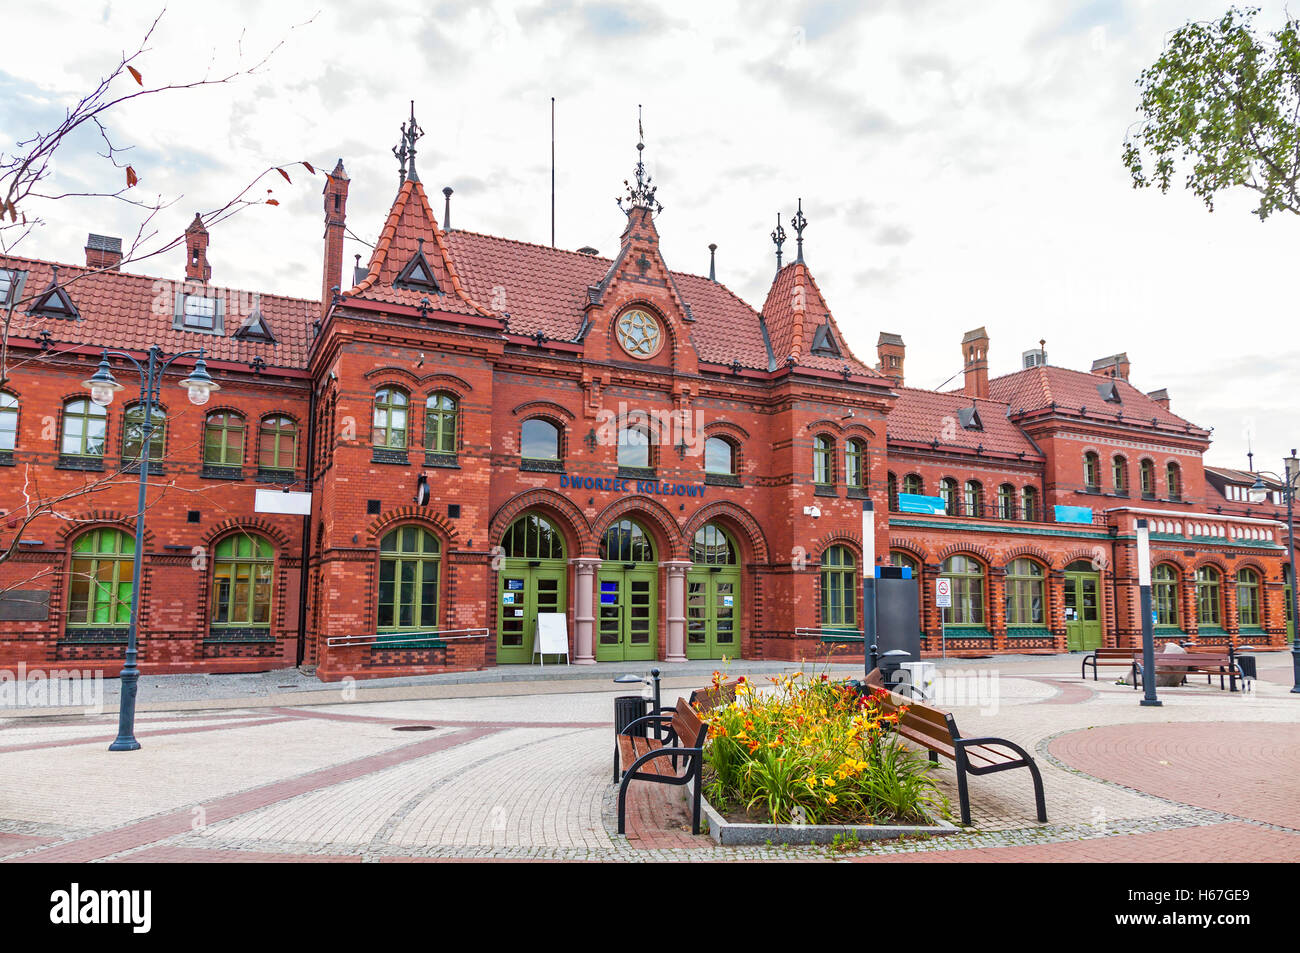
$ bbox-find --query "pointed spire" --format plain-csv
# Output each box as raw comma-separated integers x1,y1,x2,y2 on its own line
791,197,808,263
393,101,424,185
616,105,663,215
771,212,786,271
708,243,717,281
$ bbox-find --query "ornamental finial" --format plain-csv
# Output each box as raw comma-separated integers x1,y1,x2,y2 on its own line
791,197,808,263
771,212,786,271
616,105,663,215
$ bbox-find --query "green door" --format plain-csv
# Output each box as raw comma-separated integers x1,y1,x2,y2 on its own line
686,570,739,660
596,568,657,661
1064,566,1102,651
495,513,568,664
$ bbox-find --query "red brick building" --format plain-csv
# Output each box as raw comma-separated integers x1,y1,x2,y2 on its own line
0,124,1291,678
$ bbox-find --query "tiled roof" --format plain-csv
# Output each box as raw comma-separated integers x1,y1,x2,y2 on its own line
1205,465,1280,487
0,253,314,369
888,386,1042,458
760,262,877,376
987,365,1204,433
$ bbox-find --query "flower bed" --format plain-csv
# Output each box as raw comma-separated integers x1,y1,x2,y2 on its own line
699,670,948,827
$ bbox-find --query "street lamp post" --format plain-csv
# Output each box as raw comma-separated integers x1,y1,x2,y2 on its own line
84,345,219,751
1249,451,1300,694
1135,519,1161,707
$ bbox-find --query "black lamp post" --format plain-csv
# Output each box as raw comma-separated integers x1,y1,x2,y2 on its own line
84,346,220,751
1249,451,1300,694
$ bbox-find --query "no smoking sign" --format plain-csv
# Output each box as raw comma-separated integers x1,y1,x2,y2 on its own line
935,578,952,607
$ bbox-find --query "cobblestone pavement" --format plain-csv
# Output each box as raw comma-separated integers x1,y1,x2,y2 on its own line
0,652,1296,862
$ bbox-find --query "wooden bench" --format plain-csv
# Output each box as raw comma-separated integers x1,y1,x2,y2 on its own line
870,679,1047,827
614,697,709,835
1132,651,1243,692
688,677,740,710
1081,647,1141,680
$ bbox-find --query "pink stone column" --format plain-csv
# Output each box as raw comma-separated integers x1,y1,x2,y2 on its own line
571,558,600,664
663,560,691,662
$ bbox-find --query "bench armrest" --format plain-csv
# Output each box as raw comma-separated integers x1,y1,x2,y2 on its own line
954,735,1036,762
625,745,704,777
619,713,677,738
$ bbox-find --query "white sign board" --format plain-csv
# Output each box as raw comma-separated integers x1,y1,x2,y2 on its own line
254,489,312,515
935,578,952,608
533,612,570,665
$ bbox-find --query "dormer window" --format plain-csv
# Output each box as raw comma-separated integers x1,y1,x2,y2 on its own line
172,290,225,335
957,406,983,431
0,269,27,308
810,319,841,357
233,308,277,342
29,274,79,319
395,239,440,292
1097,380,1122,403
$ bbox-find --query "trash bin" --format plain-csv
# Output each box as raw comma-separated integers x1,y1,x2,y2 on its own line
614,695,649,738
1236,652,1257,681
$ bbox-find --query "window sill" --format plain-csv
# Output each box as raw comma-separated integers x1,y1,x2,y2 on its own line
704,472,741,487
206,628,275,643
371,448,409,466
813,484,838,498
202,465,244,481
520,459,563,473
0,450,12,466
424,452,459,469
257,467,296,483
61,628,129,644
846,486,869,499
373,634,447,650
56,456,104,472
121,461,165,476
1006,626,1052,638
617,466,655,481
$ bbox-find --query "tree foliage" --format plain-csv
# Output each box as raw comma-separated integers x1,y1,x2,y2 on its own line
1122,6,1300,220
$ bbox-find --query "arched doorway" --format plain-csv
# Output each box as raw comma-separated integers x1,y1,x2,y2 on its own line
496,513,568,664
1063,559,1102,651
686,522,740,660
596,518,657,661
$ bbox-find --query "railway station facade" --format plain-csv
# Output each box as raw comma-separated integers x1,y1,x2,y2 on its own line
0,127,1292,679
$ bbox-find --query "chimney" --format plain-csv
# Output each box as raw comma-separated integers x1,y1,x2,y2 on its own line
184,214,211,282
1147,388,1170,410
876,331,905,386
84,234,122,271
1091,352,1130,380
961,327,989,398
322,159,350,309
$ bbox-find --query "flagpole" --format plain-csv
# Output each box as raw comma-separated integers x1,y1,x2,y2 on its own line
550,96,555,248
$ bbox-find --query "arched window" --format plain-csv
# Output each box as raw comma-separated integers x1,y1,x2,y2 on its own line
938,478,958,515
1195,565,1221,626
521,418,560,462
211,534,274,628
1112,455,1128,495
690,522,737,565
61,399,107,460
963,480,982,517
617,425,651,470
377,526,440,632
1166,462,1182,501
203,411,246,467
1154,563,1180,627
259,415,298,470
0,391,17,452
600,519,655,562
122,403,165,467
424,393,458,454
373,387,409,449
997,483,1016,520
705,436,735,476
67,528,134,628
501,513,566,559
941,555,985,625
902,473,923,496
1236,568,1261,628
1083,452,1100,493
887,472,898,511
890,551,919,575
1021,485,1039,521
1140,460,1156,499
812,435,834,486
845,438,866,489
820,545,857,629
1005,558,1045,626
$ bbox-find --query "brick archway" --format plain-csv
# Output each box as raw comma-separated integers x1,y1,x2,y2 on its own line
488,488,592,558
592,495,683,562
682,501,770,565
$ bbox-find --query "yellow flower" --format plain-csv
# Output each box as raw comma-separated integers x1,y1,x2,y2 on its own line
823,776,836,787
826,793,838,805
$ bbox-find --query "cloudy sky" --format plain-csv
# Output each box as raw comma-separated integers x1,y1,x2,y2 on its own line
3,0,1296,470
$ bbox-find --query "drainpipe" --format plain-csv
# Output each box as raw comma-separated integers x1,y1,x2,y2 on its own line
295,385,317,667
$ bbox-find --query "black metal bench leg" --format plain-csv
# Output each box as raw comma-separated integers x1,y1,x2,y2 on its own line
928,751,938,765
617,775,630,835
956,761,972,826
1026,758,1048,823
613,742,619,784
691,761,702,835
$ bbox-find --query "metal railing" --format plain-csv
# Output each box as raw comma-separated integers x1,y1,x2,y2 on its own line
326,627,490,648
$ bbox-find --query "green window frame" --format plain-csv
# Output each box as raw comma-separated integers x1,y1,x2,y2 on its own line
1154,563,1180,626
941,554,985,625
1005,558,1045,625
211,534,274,627
373,387,409,450
820,545,857,629
1021,485,1039,521
424,393,458,454
61,398,107,458
0,391,17,451
963,480,982,517
1166,463,1182,501
939,478,958,515
690,522,736,565
705,436,735,475
258,415,298,469
600,519,655,563
377,526,440,631
887,472,898,510
1236,568,1261,628
997,483,1016,520
122,404,165,465
1195,565,1221,626
1112,456,1128,494
1140,460,1156,498
812,435,834,486
67,529,134,627
902,473,923,496
204,411,246,466
501,513,566,560
845,439,865,489
1083,452,1100,492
